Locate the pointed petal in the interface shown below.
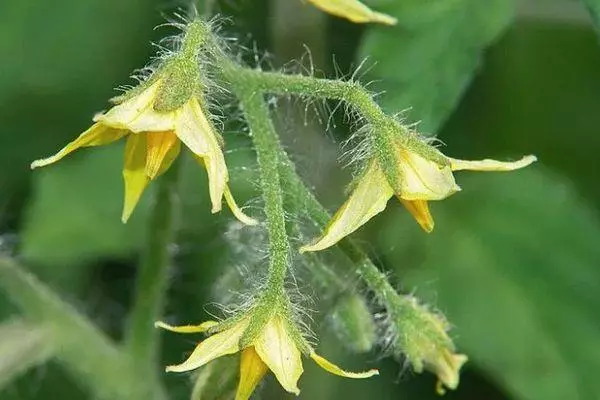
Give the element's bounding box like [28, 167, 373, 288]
[398, 199, 434, 233]
[165, 319, 249, 373]
[449, 155, 537, 172]
[397, 148, 460, 201]
[307, 0, 397, 25]
[31, 123, 126, 169]
[224, 187, 258, 226]
[310, 352, 379, 379]
[300, 161, 393, 252]
[95, 81, 177, 133]
[235, 347, 269, 400]
[122, 134, 149, 223]
[429, 351, 468, 394]
[145, 131, 180, 179]
[155, 320, 218, 334]
[254, 317, 303, 395]
[177, 98, 228, 213]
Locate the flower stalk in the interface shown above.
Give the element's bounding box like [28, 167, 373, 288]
[235, 87, 289, 297]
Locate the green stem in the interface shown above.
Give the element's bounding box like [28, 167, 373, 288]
[217, 59, 446, 164]
[124, 160, 180, 377]
[235, 86, 289, 297]
[276, 146, 408, 323]
[0, 258, 165, 400]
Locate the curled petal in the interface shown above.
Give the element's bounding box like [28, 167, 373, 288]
[397, 148, 460, 201]
[145, 131, 180, 179]
[300, 161, 393, 252]
[235, 347, 269, 400]
[122, 134, 149, 223]
[307, 0, 397, 25]
[310, 352, 379, 379]
[155, 320, 218, 334]
[177, 98, 228, 214]
[224, 188, 259, 226]
[31, 123, 126, 169]
[254, 317, 303, 395]
[399, 199, 434, 233]
[95, 81, 177, 133]
[449, 155, 537, 172]
[427, 351, 468, 395]
[165, 319, 249, 373]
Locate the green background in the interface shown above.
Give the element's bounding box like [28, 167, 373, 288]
[1, 0, 599, 399]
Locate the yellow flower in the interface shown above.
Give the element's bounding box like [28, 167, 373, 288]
[301, 148, 536, 252]
[31, 80, 257, 225]
[306, 0, 397, 25]
[156, 314, 378, 399]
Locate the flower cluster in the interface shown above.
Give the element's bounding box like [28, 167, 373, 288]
[29, 10, 538, 399]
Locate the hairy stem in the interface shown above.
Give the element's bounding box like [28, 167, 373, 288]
[0, 258, 165, 400]
[235, 86, 289, 297]
[276, 147, 410, 323]
[124, 160, 180, 378]
[218, 51, 414, 328]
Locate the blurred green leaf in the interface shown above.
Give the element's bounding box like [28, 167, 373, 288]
[0, 319, 54, 391]
[378, 168, 600, 399]
[582, 0, 600, 29]
[21, 145, 148, 267]
[359, 0, 514, 132]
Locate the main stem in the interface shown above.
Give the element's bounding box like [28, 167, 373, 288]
[125, 160, 180, 375]
[219, 58, 410, 319]
[235, 87, 289, 296]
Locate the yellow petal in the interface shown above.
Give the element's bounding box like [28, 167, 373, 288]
[449, 155, 537, 172]
[235, 347, 269, 400]
[396, 148, 460, 201]
[122, 134, 149, 223]
[155, 320, 218, 333]
[165, 319, 249, 373]
[224, 187, 259, 226]
[398, 199, 434, 233]
[310, 352, 379, 379]
[254, 316, 303, 395]
[31, 123, 126, 169]
[145, 131, 180, 179]
[427, 351, 468, 394]
[306, 0, 397, 25]
[300, 161, 393, 252]
[177, 98, 228, 214]
[95, 81, 177, 133]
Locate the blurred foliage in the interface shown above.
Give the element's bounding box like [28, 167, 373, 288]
[360, 0, 515, 132]
[0, 0, 599, 399]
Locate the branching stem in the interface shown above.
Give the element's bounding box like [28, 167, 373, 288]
[219, 53, 416, 327]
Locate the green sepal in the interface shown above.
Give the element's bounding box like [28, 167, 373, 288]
[153, 56, 201, 112]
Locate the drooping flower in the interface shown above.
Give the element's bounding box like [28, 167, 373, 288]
[391, 295, 468, 394]
[306, 0, 397, 25]
[31, 79, 257, 225]
[301, 143, 536, 252]
[156, 312, 378, 399]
